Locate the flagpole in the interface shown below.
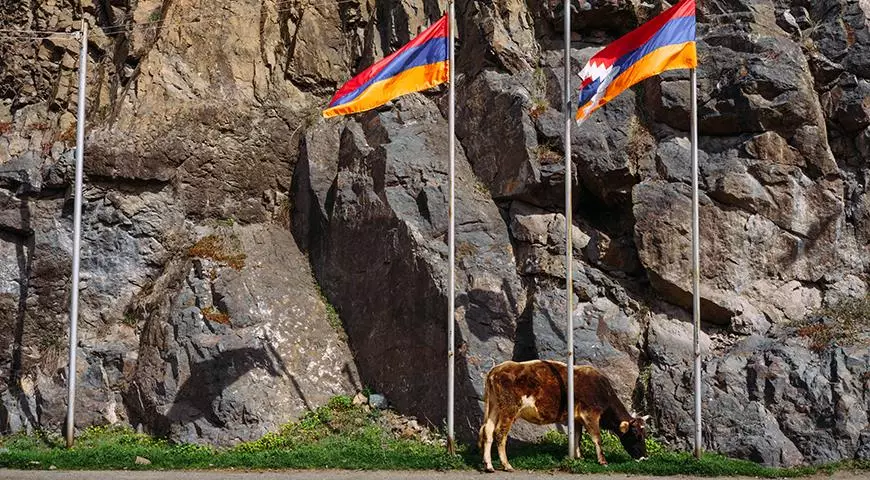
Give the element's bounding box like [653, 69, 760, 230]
[66, 19, 87, 449]
[564, 0, 576, 460]
[446, 0, 456, 455]
[690, 66, 701, 459]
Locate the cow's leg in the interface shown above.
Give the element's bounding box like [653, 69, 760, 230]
[574, 423, 584, 459]
[480, 414, 497, 472]
[581, 411, 607, 465]
[495, 413, 517, 472]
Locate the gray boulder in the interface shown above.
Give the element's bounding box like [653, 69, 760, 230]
[648, 323, 869, 466]
[129, 225, 361, 445]
[293, 96, 526, 439]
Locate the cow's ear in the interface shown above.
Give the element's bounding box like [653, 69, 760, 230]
[619, 421, 630, 434]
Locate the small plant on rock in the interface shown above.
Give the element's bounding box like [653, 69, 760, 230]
[456, 241, 478, 260]
[316, 284, 346, 340]
[215, 217, 235, 228]
[529, 97, 549, 120]
[201, 306, 231, 325]
[57, 125, 76, 144]
[122, 313, 138, 327]
[796, 294, 870, 351]
[534, 142, 562, 165]
[189, 234, 246, 270]
[529, 67, 549, 120]
[473, 181, 490, 197]
[274, 195, 292, 226]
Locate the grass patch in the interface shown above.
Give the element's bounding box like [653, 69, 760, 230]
[0, 398, 460, 471]
[472, 431, 868, 478]
[188, 234, 246, 270]
[0, 426, 216, 470]
[1, 403, 868, 475]
[796, 294, 870, 351]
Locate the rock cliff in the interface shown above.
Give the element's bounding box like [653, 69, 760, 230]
[0, 0, 868, 466]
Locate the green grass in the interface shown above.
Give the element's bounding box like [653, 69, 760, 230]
[1, 398, 868, 475]
[469, 431, 867, 477]
[0, 396, 460, 471]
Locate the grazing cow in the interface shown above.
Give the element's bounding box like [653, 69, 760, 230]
[478, 360, 648, 472]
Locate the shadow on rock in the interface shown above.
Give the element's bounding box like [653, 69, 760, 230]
[1, 195, 36, 432]
[151, 343, 288, 435]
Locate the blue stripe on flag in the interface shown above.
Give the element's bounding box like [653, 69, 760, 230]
[578, 78, 602, 109]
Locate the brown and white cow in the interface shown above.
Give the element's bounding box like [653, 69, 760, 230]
[478, 360, 648, 472]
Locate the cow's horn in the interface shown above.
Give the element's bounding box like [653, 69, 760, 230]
[641, 415, 651, 422]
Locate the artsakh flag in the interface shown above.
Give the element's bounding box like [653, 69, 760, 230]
[576, 0, 697, 123]
[323, 15, 449, 118]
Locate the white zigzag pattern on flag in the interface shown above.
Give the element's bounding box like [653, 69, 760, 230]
[578, 61, 613, 82]
[577, 65, 623, 123]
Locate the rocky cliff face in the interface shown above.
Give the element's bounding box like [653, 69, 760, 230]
[1, 0, 868, 467]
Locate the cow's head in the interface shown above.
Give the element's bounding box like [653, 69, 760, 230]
[618, 415, 649, 460]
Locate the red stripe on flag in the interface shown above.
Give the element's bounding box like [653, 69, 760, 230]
[586, 0, 694, 68]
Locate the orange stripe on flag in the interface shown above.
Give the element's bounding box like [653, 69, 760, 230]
[323, 62, 449, 118]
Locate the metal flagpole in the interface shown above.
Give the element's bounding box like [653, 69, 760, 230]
[690, 67, 701, 459]
[446, 0, 456, 455]
[66, 19, 88, 449]
[564, 0, 576, 460]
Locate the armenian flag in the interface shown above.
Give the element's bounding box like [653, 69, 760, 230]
[323, 15, 449, 118]
[576, 0, 697, 123]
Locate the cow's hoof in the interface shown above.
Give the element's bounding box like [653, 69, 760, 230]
[503, 465, 515, 472]
[484, 465, 495, 473]
[598, 461, 608, 466]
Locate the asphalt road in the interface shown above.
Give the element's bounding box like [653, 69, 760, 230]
[1, 471, 868, 480]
